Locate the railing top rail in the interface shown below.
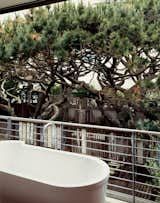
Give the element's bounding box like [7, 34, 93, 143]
[0, 115, 160, 136]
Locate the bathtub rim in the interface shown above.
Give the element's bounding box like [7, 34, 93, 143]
[0, 140, 110, 189]
[0, 170, 107, 191]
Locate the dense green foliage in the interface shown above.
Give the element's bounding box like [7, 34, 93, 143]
[0, 0, 160, 64]
[0, 0, 160, 59]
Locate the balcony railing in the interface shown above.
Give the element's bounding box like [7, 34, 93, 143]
[0, 115, 159, 203]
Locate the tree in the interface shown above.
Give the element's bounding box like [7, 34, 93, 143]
[0, 0, 160, 126]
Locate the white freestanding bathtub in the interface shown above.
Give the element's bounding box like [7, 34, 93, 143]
[0, 141, 109, 203]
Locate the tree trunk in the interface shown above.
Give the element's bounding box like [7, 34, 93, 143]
[33, 92, 46, 118]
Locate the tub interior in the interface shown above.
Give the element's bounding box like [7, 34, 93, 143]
[0, 141, 109, 187]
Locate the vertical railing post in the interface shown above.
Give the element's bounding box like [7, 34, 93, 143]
[26, 123, 30, 144]
[131, 132, 136, 203]
[52, 124, 57, 149]
[29, 123, 34, 145]
[48, 125, 52, 148]
[137, 140, 143, 164]
[7, 118, 12, 139]
[19, 122, 27, 142]
[43, 123, 49, 147]
[60, 124, 64, 150]
[56, 124, 62, 150]
[82, 128, 87, 154]
[19, 122, 23, 141]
